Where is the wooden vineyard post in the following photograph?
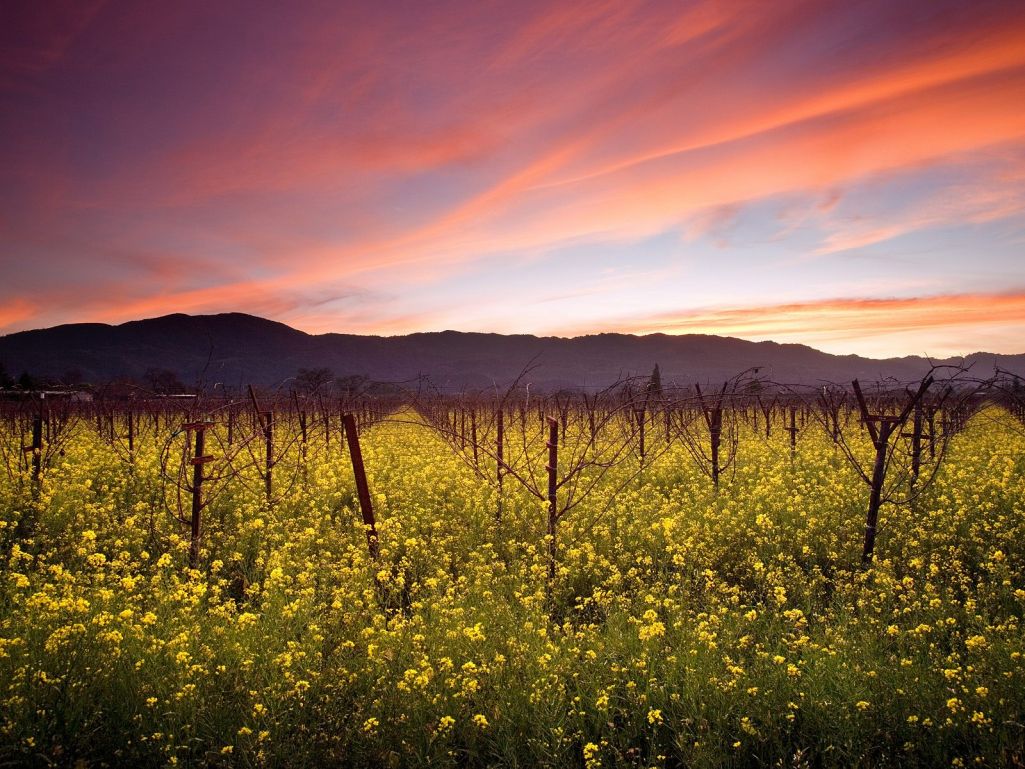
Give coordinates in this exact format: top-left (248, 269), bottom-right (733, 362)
top-left (185, 421), bottom-right (214, 568)
top-left (787, 406), bottom-right (799, 461)
top-left (546, 417), bottom-right (558, 584)
top-left (343, 413), bottom-right (379, 559)
top-left (248, 385), bottom-right (274, 501)
top-left (26, 412), bottom-right (42, 494)
top-left (909, 401), bottom-right (924, 487)
top-left (263, 413), bottom-right (273, 500)
top-left (300, 409), bottom-right (308, 470)
top-left (696, 383), bottom-right (724, 489)
top-left (927, 405), bottom-right (937, 459)
top-left (32, 412), bottom-right (42, 487)
top-left (293, 391), bottom-right (308, 470)
top-left (760, 397), bottom-right (773, 438)
top-left (496, 408), bottom-right (504, 522)
top-left (127, 409), bottom-right (135, 464)
top-left (11, 410), bottom-right (45, 541)
top-left (320, 397), bottom-right (330, 450)
top-left (470, 409), bottom-right (479, 468)
top-left (711, 409), bottom-right (721, 486)
top-left (635, 407), bottom-right (646, 463)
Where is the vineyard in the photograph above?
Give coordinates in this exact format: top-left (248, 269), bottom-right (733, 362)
top-left (1, 370), bottom-right (1024, 768)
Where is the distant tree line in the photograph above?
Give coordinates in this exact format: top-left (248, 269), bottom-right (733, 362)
top-left (293, 367), bottom-right (405, 397)
top-left (0, 361), bottom-right (398, 398)
top-left (0, 362), bottom-right (188, 395)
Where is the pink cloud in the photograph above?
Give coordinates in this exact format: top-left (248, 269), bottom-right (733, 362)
top-left (3, 0), bottom-right (1025, 355)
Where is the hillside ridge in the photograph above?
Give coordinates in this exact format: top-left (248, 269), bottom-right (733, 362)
top-left (1, 312), bottom-right (1022, 390)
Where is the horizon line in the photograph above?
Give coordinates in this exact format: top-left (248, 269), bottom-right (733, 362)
top-left (2, 309), bottom-right (1023, 364)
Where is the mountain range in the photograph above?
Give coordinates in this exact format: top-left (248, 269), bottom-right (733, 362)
top-left (1, 313), bottom-right (1022, 391)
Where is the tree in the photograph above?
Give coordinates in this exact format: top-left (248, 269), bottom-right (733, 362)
top-left (647, 363), bottom-right (663, 398)
top-left (17, 371), bottom-right (37, 391)
top-left (144, 367), bottom-right (186, 394)
top-left (336, 374), bottom-right (369, 397)
top-left (295, 367), bottom-right (334, 394)
top-left (59, 368), bottom-right (84, 387)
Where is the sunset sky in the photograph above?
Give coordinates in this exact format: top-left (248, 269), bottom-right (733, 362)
top-left (2, 0), bottom-right (1025, 358)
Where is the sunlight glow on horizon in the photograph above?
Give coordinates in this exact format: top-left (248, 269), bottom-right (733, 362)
top-left (558, 292), bottom-right (1025, 359)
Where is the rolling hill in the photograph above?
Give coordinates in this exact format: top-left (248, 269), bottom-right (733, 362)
top-left (1, 313), bottom-right (1021, 391)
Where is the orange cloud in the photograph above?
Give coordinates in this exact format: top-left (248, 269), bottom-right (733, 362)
top-left (271, 14), bottom-right (1025, 282)
top-left (0, 299), bottom-right (38, 333)
top-left (535, 17), bottom-right (1025, 192)
top-left (203, 59), bottom-right (1025, 294)
top-left (575, 292), bottom-right (1025, 357)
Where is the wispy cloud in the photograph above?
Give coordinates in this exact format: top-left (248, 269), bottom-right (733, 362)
top-left (0, 298), bottom-right (37, 333)
top-left (570, 292), bottom-right (1025, 357)
top-left (2, 0), bottom-right (1025, 354)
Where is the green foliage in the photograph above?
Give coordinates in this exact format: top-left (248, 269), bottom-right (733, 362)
top-left (0, 409), bottom-right (1023, 767)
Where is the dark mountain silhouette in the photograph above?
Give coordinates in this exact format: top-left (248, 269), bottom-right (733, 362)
top-left (1, 312), bottom-right (1021, 391)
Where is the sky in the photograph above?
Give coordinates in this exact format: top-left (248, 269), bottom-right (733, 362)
top-left (1, 0), bottom-right (1025, 358)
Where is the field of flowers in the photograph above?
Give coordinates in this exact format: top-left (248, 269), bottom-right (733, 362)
top-left (1, 408), bottom-right (1023, 767)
